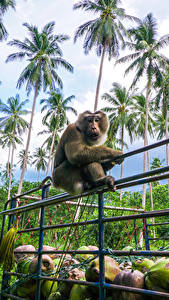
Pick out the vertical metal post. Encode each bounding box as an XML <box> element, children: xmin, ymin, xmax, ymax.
<box><xmin>35</xmin><ymin>185</ymin><xmax>48</xmax><ymax>300</ymax></box>
<box><xmin>98</xmin><ymin>192</ymin><xmax>105</xmax><ymax>300</ymax></box>
<box><xmin>1</xmin><ymin>197</ymin><xmax>17</xmax><ymax>299</ymax></box>
<box><xmin>134</xmin><ymin>220</ymin><xmax>138</xmax><ymax>250</ymax></box>
<box><xmin>144</xmin><ymin>218</ymin><xmax>150</xmax><ymax>250</ymax></box>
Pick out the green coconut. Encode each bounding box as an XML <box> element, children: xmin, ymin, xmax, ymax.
<box><xmin>145</xmin><ymin>258</ymin><xmax>169</xmax><ymax>290</ymax></box>
<box><xmin>17</xmin><ymin>258</ymin><xmax>32</xmax><ymax>274</ymax></box>
<box><xmin>145</xmin><ymin>277</ymin><xmax>169</xmax><ymax>300</ymax></box>
<box><xmin>69</xmin><ymin>284</ymin><xmax>87</xmax><ymax>300</ymax></box>
<box><xmin>132</xmin><ymin>258</ymin><xmax>154</xmax><ymax>273</ymax></box>
<box><xmin>77</xmin><ymin>246</ymin><xmax>94</xmax><ymax>261</ymax></box>
<box><xmin>41</xmin><ymin>280</ymin><xmax>58</xmax><ymax>298</ymax></box>
<box><xmin>85</xmin><ymin>256</ymin><xmax>120</xmax><ymax>283</ymax></box>
<box><xmin>122</xmin><ymin>246</ymin><xmax>134</xmax><ymax>252</ymax></box>
<box><xmin>16</xmin><ymin>278</ymin><xmax>37</xmax><ymax>299</ymax></box>
<box><xmin>47</xmin><ymin>291</ymin><xmax>62</xmax><ymax>300</ymax></box>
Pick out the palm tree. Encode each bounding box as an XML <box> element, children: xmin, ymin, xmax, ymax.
<box><xmin>32</xmin><ymin>147</ymin><xmax>48</xmax><ymax>181</ymax></box>
<box><xmin>0</xmin><ymin>0</ymin><xmax>15</xmax><ymax>41</ymax></box>
<box><xmin>155</xmin><ymin>69</ymin><xmax>169</xmax><ymax>188</ymax></box>
<box><xmin>40</xmin><ymin>89</ymin><xmax>77</xmax><ymax>175</ymax></box>
<box><xmin>73</xmin><ymin>0</ymin><xmax>139</xmax><ymax>111</ymax></box>
<box><xmin>6</xmin><ymin>22</ymin><xmax>73</xmax><ymax>194</ymax></box>
<box><xmin>0</xmin><ymin>94</ymin><xmax>29</xmax><ymax>199</ymax></box>
<box><xmin>102</xmin><ymin>82</ymin><xmax>135</xmax><ymax>200</ymax></box>
<box><xmin>17</xmin><ymin>149</ymin><xmax>32</xmax><ymax>170</ymax></box>
<box><xmin>116</xmin><ymin>13</ymin><xmax>169</xmax><ymax>208</ymax></box>
<box><xmin>38</xmin><ymin>121</ymin><xmax>60</xmax><ymax>174</ymax></box>
<box><xmin>0</xmin><ymin>131</ymin><xmax>14</xmax><ymax>177</ymax></box>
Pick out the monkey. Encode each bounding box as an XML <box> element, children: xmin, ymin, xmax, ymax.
<box><xmin>50</xmin><ymin>110</ymin><xmax>124</xmax><ymax>195</ymax></box>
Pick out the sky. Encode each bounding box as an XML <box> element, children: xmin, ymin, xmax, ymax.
<box><xmin>0</xmin><ymin>0</ymin><xmax>169</xmax><ymax>188</ymax></box>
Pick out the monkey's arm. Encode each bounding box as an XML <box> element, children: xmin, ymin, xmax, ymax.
<box><xmin>65</xmin><ymin>141</ymin><xmax>123</xmax><ymax>167</ymax></box>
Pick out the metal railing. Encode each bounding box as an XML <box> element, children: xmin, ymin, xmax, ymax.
<box><xmin>0</xmin><ymin>138</ymin><xmax>169</xmax><ymax>299</ymax></box>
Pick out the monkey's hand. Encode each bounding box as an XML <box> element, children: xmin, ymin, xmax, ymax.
<box><xmin>102</xmin><ymin>161</ymin><xmax>116</xmax><ymax>171</ymax></box>
<box><xmin>114</xmin><ymin>151</ymin><xmax>124</xmax><ymax>165</ymax></box>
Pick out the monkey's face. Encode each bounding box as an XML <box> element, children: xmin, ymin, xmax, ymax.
<box><xmin>76</xmin><ymin>111</ymin><xmax>109</xmax><ymax>145</ymax></box>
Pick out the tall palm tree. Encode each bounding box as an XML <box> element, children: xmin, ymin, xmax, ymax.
<box><xmin>6</xmin><ymin>22</ymin><xmax>73</xmax><ymax>194</ymax></box>
<box><xmin>40</xmin><ymin>89</ymin><xmax>77</xmax><ymax>175</ymax></box>
<box><xmin>32</xmin><ymin>147</ymin><xmax>48</xmax><ymax>181</ymax></box>
<box><xmin>73</xmin><ymin>0</ymin><xmax>139</xmax><ymax>111</ymax></box>
<box><xmin>155</xmin><ymin>69</ymin><xmax>169</xmax><ymax>187</ymax></box>
<box><xmin>117</xmin><ymin>13</ymin><xmax>169</xmax><ymax>208</ymax></box>
<box><xmin>102</xmin><ymin>82</ymin><xmax>135</xmax><ymax>200</ymax></box>
<box><xmin>0</xmin><ymin>0</ymin><xmax>15</xmax><ymax>41</ymax></box>
<box><xmin>17</xmin><ymin>149</ymin><xmax>32</xmax><ymax>170</ymax></box>
<box><xmin>0</xmin><ymin>131</ymin><xmax>14</xmax><ymax>177</ymax></box>
<box><xmin>38</xmin><ymin>121</ymin><xmax>60</xmax><ymax>174</ymax></box>
<box><xmin>0</xmin><ymin>94</ymin><xmax>29</xmax><ymax>199</ymax></box>
<box><xmin>132</xmin><ymin>94</ymin><xmax>156</xmax><ymax>216</ymax></box>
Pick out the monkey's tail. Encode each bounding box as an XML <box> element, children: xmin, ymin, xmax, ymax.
<box><xmin>38</xmin><ymin>176</ymin><xmax>53</xmax><ymax>189</ymax></box>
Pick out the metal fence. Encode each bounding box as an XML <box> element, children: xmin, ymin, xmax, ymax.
<box><xmin>0</xmin><ymin>138</ymin><xmax>169</xmax><ymax>300</ymax></box>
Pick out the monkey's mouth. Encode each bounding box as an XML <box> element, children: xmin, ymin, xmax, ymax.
<box><xmin>88</xmin><ymin>133</ymin><xmax>99</xmax><ymax>139</ymax></box>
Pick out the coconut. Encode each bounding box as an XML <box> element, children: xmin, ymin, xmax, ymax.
<box><xmin>17</xmin><ymin>257</ymin><xmax>33</xmax><ymax>274</ymax></box>
<box><xmin>145</xmin><ymin>277</ymin><xmax>169</xmax><ymax>300</ymax></box>
<box><xmin>69</xmin><ymin>284</ymin><xmax>88</xmax><ymax>300</ymax></box>
<box><xmin>112</xmin><ymin>270</ymin><xmax>145</xmax><ymax>300</ymax></box>
<box><xmin>14</xmin><ymin>245</ymin><xmax>35</xmax><ymax>262</ymax></box>
<box><xmin>47</xmin><ymin>291</ymin><xmax>62</xmax><ymax>300</ymax></box>
<box><xmin>29</xmin><ymin>254</ymin><xmax>54</xmax><ymax>274</ymax></box>
<box><xmin>145</xmin><ymin>258</ymin><xmax>169</xmax><ymax>290</ymax></box>
<box><xmin>77</xmin><ymin>246</ymin><xmax>94</xmax><ymax>261</ymax></box>
<box><xmin>41</xmin><ymin>245</ymin><xmax>58</xmax><ymax>259</ymax></box>
<box><xmin>16</xmin><ymin>278</ymin><xmax>37</xmax><ymax>300</ymax></box>
<box><xmin>85</xmin><ymin>256</ymin><xmax>120</xmax><ymax>283</ymax></box>
<box><xmin>41</xmin><ymin>280</ymin><xmax>58</xmax><ymax>298</ymax></box>
<box><xmin>132</xmin><ymin>258</ymin><xmax>154</xmax><ymax>273</ymax></box>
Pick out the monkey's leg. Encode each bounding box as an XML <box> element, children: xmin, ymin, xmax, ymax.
<box><xmin>82</xmin><ymin>162</ymin><xmax>116</xmax><ymax>191</ymax></box>
<box><xmin>52</xmin><ymin>161</ymin><xmax>86</xmax><ymax>194</ymax></box>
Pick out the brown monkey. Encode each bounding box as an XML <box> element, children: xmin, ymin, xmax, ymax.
<box><xmin>52</xmin><ymin>110</ymin><xmax>123</xmax><ymax>194</ymax></box>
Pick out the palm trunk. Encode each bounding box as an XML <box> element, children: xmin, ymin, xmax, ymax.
<box><xmin>37</xmin><ymin>169</ymin><xmax>40</xmax><ymax>181</ymax></box>
<box><xmin>120</xmin><ymin>126</ymin><xmax>124</xmax><ymax>202</ymax></box>
<box><xmin>94</xmin><ymin>43</ymin><xmax>107</xmax><ymax>112</ymax></box>
<box><xmin>147</xmin><ymin>152</ymin><xmax>155</xmax><ymax>238</ymax></box>
<box><xmin>142</xmin><ymin>82</ymin><xmax>151</xmax><ymax>209</ymax></box>
<box><xmin>46</xmin><ymin>128</ymin><xmax>57</xmax><ymax>176</ymax></box>
<box><xmin>8</xmin><ymin>138</ymin><xmax>15</xmax><ymax>200</ymax></box>
<box><xmin>139</xmin><ymin>82</ymin><xmax>150</xmax><ymax>249</ymax></box>
<box><xmin>17</xmin><ymin>83</ymin><xmax>39</xmax><ymax>195</ymax></box>
<box><xmin>7</xmin><ymin>145</ymin><xmax>11</xmax><ymax>178</ymax></box>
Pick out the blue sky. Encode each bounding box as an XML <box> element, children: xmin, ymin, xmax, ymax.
<box><xmin>0</xmin><ymin>0</ymin><xmax>169</xmax><ymax>189</ymax></box>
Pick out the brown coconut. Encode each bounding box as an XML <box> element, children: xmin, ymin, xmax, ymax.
<box><xmin>29</xmin><ymin>254</ymin><xmax>54</xmax><ymax>273</ymax></box>
<box><xmin>14</xmin><ymin>245</ymin><xmax>35</xmax><ymax>262</ymax></box>
<box><xmin>112</xmin><ymin>269</ymin><xmax>146</xmax><ymax>300</ymax></box>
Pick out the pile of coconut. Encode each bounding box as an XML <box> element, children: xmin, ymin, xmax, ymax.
<box><xmin>12</xmin><ymin>244</ymin><xmax>169</xmax><ymax>300</ymax></box>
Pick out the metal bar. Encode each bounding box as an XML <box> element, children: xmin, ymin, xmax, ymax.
<box><xmin>134</xmin><ymin>220</ymin><xmax>138</xmax><ymax>250</ymax></box>
<box><xmin>148</xmin><ymin>237</ymin><xmax>169</xmax><ymax>240</ymax></box>
<box><xmin>2</xmin><ymin>294</ymin><xmax>25</xmax><ymax>300</ymax></box>
<box><xmin>1</xmin><ymin>198</ymin><xmax>17</xmax><ymax>300</ymax></box>
<box><xmin>17</xmin><ymin>208</ymin><xmax>169</xmax><ymax>234</ymax></box>
<box><xmin>35</xmin><ymin>186</ymin><xmax>47</xmax><ymax>300</ymax></box>
<box><xmin>12</xmin><ymin>249</ymin><xmax>169</xmax><ymax>257</ymax></box>
<box><xmin>98</xmin><ymin>193</ymin><xmax>105</xmax><ymax>300</ymax></box>
<box><xmin>115</xmin><ymin>165</ymin><xmax>169</xmax><ymax>185</ymax></box>
<box><xmin>104</xmin><ymin>282</ymin><xmax>169</xmax><ymax>298</ymax></box>
<box><xmin>144</xmin><ymin>218</ymin><xmax>150</xmax><ymax>250</ymax></box>
<box><xmin>112</xmin><ymin>137</ymin><xmax>169</xmax><ymax>162</ymax></box>
<box><xmin>103</xmin><ymin>208</ymin><xmax>169</xmax><ymax>223</ymax></box>
<box><xmin>147</xmin><ymin>222</ymin><xmax>169</xmax><ymax>227</ymax></box>
<box><xmin>66</xmin><ymin>201</ymin><xmax>144</xmax><ymax>212</ymax></box>
<box><xmin>1</xmin><ymin>172</ymin><xmax>169</xmax><ymax>217</ymax></box>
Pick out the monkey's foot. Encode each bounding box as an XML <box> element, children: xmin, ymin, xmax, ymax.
<box><xmin>105</xmin><ymin>175</ymin><xmax>116</xmax><ymax>191</ymax></box>
<box><xmin>83</xmin><ymin>182</ymin><xmax>93</xmax><ymax>191</ymax></box>
<box><xmin>93</xmin><ymin>176</ymin><xmax>116</xmax><ymax>191</ymax></box>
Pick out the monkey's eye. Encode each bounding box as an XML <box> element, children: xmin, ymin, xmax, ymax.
<box><xmin>87</xmin><ymin>117</ymin><xmax>93</xmax><ymax>123</ymax></box>
<box><xmin>95</xmin><ymin>117</ymin><xmax>100</xmax><ymax>122</ymax></box>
